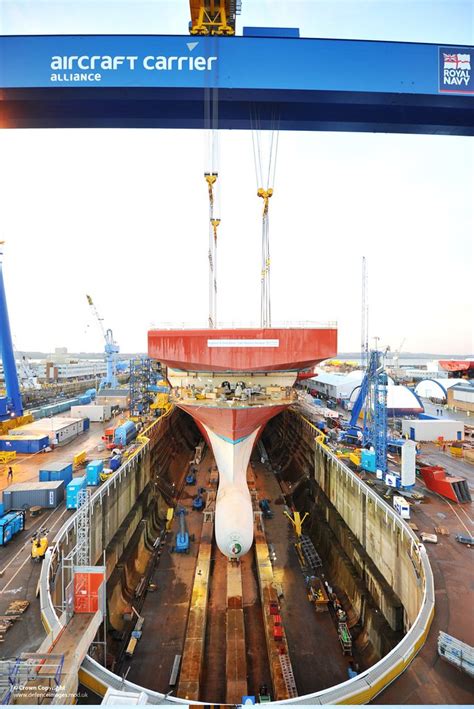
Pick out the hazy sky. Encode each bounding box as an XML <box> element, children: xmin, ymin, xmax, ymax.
<box><xmin>0</xmin><ymin>1</ymin><xmax>473</xmax><ymax>356</ymax></box>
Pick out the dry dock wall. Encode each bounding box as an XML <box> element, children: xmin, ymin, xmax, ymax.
<box><xmin>41</xmin><ymin>408</ymin><xmax>198</xmax><ymax>634</ymax></box>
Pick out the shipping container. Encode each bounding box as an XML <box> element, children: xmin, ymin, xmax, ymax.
<box><xmin>39</xmin><ymin>462</ymin><xmax>73</xmax><ymax>487</ymax></box>
<box><xmin>2</xmin><ymin>481</ymin><xmax>64</xmax><ymax>511</ymax></box>
<box><xmin>114</xmin><ymin>421</ymin><xmax>137</xmax><ymax>447</ymax></box>
<box><xmin>0</xmin><ymin>435</ymin><xmax>50</xmax><ymax>454</ymax></box>
<box><xmin>393</xmin><ymin>495</ymin><xmax>410</xmax><ymax>519</ymax></box>
<box><xmin>401</xmin><ymin>419</ymin><xmax>464</xmax><ymax>442</ymax></box>
<box><xmin>70</xmin><ymin>404</ymin><xmax>112</xmax><ymax>422</ymax></box>
<box><xmin>0</xmin><ymin>511</ymin><xmax>26</xmax><ymax>546</ymax></box>
<box><xmin>78</xmin><ymin>395</ymin><xmax>92</xmax><ymax>405</ymax></box>
<box><xmin>66</xmin><ymin>476</ymin><xmax>87</xmax><ymax>509</ymax></box>
<box><xmin>86</xmin><ymin>460</ymin><xmax>104</xmax><ymax>486</ymax></box>
<box><xmin>361</xmin><ymin>449</ymin><xmax>376</xmax><ymax>473</ymax></box>
<box><xmin>83</xmin><ymin>417</ymin><xmax>90</xmax><ymax>431</ymax></box>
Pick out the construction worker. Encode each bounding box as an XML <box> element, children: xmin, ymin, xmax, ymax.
<box><xmin>7</xmin><ymin>466</ymin><xmax>13</xmax><ymax>483</ymax></box>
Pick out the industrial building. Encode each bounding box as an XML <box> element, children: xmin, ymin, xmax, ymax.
<box><xmin>447</xmin><ymin>383</ymin><xmax>474</xmax><ymax>414</ymax></box>
<box><xmin>401</xmin><ymin>418</ymin><xmax>464</xmax><ymax>442</ymax></box>
<box><xmin>7</xmin><ymin>415</ymin><xmax>88</xmax><ymax>446</ymax></box>
<box><xmin>307</xmin><ymin>370</ymin><xmax>366</xmax><ymax>400</ymax></box>
<box><xmin>96</xmin><ymin>388</ymin><xmax>130</xmax><ymax>410</ymax></box>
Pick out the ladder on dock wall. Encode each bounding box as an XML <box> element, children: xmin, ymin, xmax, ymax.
<box><xmin>279</xmin><ymin>654</ymin><xmax>298</xmax><ymax>698</ymax></box>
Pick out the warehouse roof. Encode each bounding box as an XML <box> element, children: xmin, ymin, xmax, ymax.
<box><xmin>350</xmin><ymin>385</ymin><xmax>423</xmax><ymax>413</ymax></box>
<box><xmin>451</xmin><ymin>383</ymin><xmax>474</xmax><ymax>393</ymax></box>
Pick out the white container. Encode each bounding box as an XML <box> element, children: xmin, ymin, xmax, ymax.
<box><xmin>385</xmin><ymin>473</ymin><xmax>399</xmax><ymax>488</ymax></box>
<box><xmin>70</xmin><ymin>404</ymin><xmax>112</xmax><ymax>422</ymax></box>
<box><xmin>401</xmin><ymin>419</ymin><xmax>464</xmax><ymax>442</ymax></box>
<box><xmin>393</xmin><ymin>495</ymin><xmax>410</xmax><ymax>519</ymax></box>
<box><xmin>401</xmin><ymin>440</ymin><xmax>417</xmax><ymax>487</ymax></box>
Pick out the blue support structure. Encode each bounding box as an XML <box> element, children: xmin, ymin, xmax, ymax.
<box><xmin>371</xmin><ymin>370</ymin><xmax>388</xmax><ymax>474</ymax></box>
<box><xmin>0</xmin><ymin>243</ymin><xmax>23</xmax><ymax>421</ymax></box>
<box><xmin>339</xmin><ymin>350</ymin><xmax>388</xmax><ymax>474</ymax></box>
<box><xmin>0</xmin><ymin>35</ymin><xmax>472</xmax><ymax>135</ymax></box>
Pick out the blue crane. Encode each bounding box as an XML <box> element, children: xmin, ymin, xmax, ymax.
<box><xmin>0</xmin><ymin>243</ymin><xmax>23</xmax><ymax>421</ymax></box>
<box><xmin>340</xmin><ymin>350</ymin><xmax>388</xmax><ymax>473</ymax></box>
<box><xmin>86</xmin><ymin>295</ymin><xmax>119</xmax><ymax>390</ymax></box>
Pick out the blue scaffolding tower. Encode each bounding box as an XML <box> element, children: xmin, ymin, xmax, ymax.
<box><xmin>363</xmin><ymin>351</ymin><xmax>388</xmax><ymax>474</ymax></box>
<box><xmin>129</xmin><ymin>357</ymin><xmax>161</xmax><ymax>417</ymax></box>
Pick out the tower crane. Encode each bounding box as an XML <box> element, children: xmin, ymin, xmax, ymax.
<box><xmin>86</xmin><ymin>295</ymin><xmax>119</xmax><ymax>391</ymax></box>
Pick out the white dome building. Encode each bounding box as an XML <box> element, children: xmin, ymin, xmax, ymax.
<box><xmin>415</xmin><ymin>378</ymin><xmax>466</xmax><ymax>402</ymax></box>
<box><xmin>349</xmin><ymin>384</ymin><xmax>424</xmax><ymax>417</ymax></box>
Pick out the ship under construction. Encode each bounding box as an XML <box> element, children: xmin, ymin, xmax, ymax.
<box><xmin>0</xmin><ymin>1</ymin><xmax>473</xmax><ymax>706</ymax></box>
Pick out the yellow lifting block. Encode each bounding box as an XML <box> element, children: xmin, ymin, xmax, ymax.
<box><xmin>73</xmin><ymin>451</ymin><xmax>86</xmax><ymax>468</ymax></box>
<box><xmin>210</xmin><ymin>218</ymin><xmax>221</xmax><ymax>241</ymax></box>
<box><xmin>257</xmin><ymin>187</ymin><xmax>273</xmax><ymax>214</ymax></box>
<box><xmin>204</xmin><ymin>172</ymin><xmax>218</xmax><ymax>201</ymax></box>
<box><xmin>0</xmin><ymin>451</ymin><xmax>16</xmax><ymax>464</ymax></box>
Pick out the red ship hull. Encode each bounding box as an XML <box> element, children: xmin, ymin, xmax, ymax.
<box><xmin>148</xmin><ymin>327</ymin><xmax>337</xmax><ymax>372</ymax></box>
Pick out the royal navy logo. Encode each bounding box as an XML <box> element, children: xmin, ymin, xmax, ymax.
<box><xmin>439</xmin><ymin>47</ymin><xmax>473</xmax><ymax>93</ymax></box>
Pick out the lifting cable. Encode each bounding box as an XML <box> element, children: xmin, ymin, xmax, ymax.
<box><xmin>204</xmin><ymin>41</ymin><xmax>220</xmax><ymax>329</ymax></box>
<box><xmin>251</xmin><ymin>109</ymin><xmax>280</xmax><ymax>329</ymax></box>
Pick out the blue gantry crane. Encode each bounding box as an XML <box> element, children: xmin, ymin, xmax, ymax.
<box><xmin>0</xmin><ymin>243</ymin><xmax>23</xmax><ymax>421</ymax></box>
<box><xmin>86</xmin><ymin>295</ymin><xmax>119</xmax><ymax>391</ymax></box>
<box><xmin>340</xmin><ymin>350</ymin><xmax>388</xmax><ymax>474</ymax></box>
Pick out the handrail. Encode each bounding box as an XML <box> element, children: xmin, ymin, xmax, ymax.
<box><xmin>149</xmin><ymin>320</ymin><xmax>337</xmax><ymax>330</ymax></box>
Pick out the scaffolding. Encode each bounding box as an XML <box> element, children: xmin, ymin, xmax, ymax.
<box><xmin>129</xmin><ymin>357</ymin><xmax>161</xmax><ymax>417</ymax></box>
<box><xmin>76</xmin><ymin>487</ymin><xmax>91</xmax><ymax>567</ymax></box>
<box><xmin>0</xmin><ymin>654</ymin><xmax>64</xmax><ymax>704</ymax></box>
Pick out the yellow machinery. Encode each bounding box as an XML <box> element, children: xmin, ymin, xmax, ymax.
<box><xmin>31</xmin><ymin>528</ymin><xmax>49</xmax><ymax>562</ymax></box>
<box><xmin>349</xmin><ymin>450</ymin><xmax>361</xmax><ymax>466</ymax></box>
<box><xmin>284</xmin><ymin>510</ymin><xmax>309</xmax><ymax>538</ymax></box>
<box><xmin>0</xmin><ymin>451</ymin><xmax>16</xmax><ymax>464</ymax></box>
<box><xmin>150</xmin><ymin>392</ymin><xmax>171</xmax><ymax>413</ymax></box>
<box><xmin>189</xmin><ymin>0</ymin><xmax>239</xmax><ymax>35</ymax></box>
<box><xmin>166</xmin><ymin>507</ymin><xmax>174</xmax><ymax>531</ymax></box>
<box><xmin>73</xmin><ymin>450</ymin><xmax>86</xmax><ymax>468</ymax></box>
<box><xmin>0</xmin><ymin>413</ymin><xmax>33</xmax><ymax>436</ymax></box>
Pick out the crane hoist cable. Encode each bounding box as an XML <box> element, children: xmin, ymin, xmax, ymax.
<box><xmin>251</xmin><ymin>110</ymin><xmax>280</xmax><ymax>329</ymax></box>
<box><xmin>204</xmin><ymin>44</ymin><xmax>220</xmax><ymax>329</ymax></box>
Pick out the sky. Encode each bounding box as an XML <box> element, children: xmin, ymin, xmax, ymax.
<box><xmin>0</xmin><ymin>1</ymin><xmax>473</xmax><ymax>357</ymax></box>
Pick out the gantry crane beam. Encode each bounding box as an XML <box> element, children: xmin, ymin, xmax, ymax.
<box><xmin>189</xmin><ymin>0</ymin><xmax>241</xmax><ymax>35</ymax></box>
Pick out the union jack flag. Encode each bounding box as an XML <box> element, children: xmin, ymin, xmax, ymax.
<box><xmin>444</xmin><ymin>53</ymin><xmax>471</xmax><ymax>69</ymax></box>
